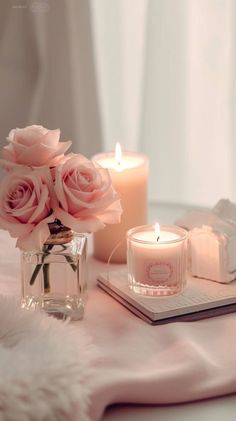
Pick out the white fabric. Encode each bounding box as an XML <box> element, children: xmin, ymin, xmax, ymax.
<box><xmin>0</xmin><ymin>0</ymin><xmax>102</xmax><ymax>158</ymax></box>
<box><xmin>1</xmin><ymin>226</ymin><xmax>236</xmax><ymax>420</ymax></box>
<box><xmin>0</xmin><ymin>1</ymin><xmax>235</xmax><ymax>202</ymax></box>
<box><xmin>91</xmin><ymin>0</ymin><xmax>234</xmax><ymax>206</ymax></box>
<box><xmin>0</xmin><ymin>295</ymin><xmax>94</xmax><ymax>421</ymax></box>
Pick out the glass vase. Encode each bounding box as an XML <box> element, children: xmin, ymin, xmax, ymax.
<box><xmin>21</xmin><ymin>227</ymin><xmax>87</xmax><ymax>321</ymax></box>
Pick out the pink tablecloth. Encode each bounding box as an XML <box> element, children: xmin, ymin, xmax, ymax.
<box><xmin>1</xmin><ymin>231</ymin><xmax>236</xmax><ymax>421</ymax></box>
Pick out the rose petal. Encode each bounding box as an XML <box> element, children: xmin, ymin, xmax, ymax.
<box><xmin>46</xmin><ymin>141</ymin><xmax>72</xmax><ymax>165</ymax></box>
<box><xmin>58</xmin><ymin>172</ymin><xmax>114</xmax><ymax>213</ymax></box>
<box><xmin>54</xmin><ymin>166</ymin><xmax>69</xmax><ymax>211</ymax></box>
<box><xmin>9</xmin><ymin>141</ymin><xmax>27</xmax><ymax>155</ymax></box>
<box><xmin>13</xmin><ymin>207</ymin><xmax>37</xmax><ymax>224</ymax></box>
<box><xmin>42</xmin><ymin>128</ymin><xmax>60</xmax><ymax>147</ymax></box>
<box><xmin>66</xmin><ymin>187</ymin><xmax>119</xmax><ymax>213</ymax></box>
<box><xmin>9</xmin><ymin>184</ymin><xmax>32</xmax><ymax>209</ymax></box>
<box><xmin>52</xmin><ymin>154</ymin><xmax>122</xmax><ymax>232</ymax></box>
<box><xmin>52</xmin><ymin>152</ymin><xmax>76</xmax><ymax>166</ymax></box>
<box><xmin>1</xmin><ymin>125</ymin><xmax>71</xmax><ymax>168</ymax></box>
<box><xmin>1</xmin><ymin>146</ymin><xmax>15</xmax><ymax>162</ymax></box>
<box><xmin>7</xmin><ymin>185</ymin><xmax>36</xmax><ymax>216</ymax></box>
<box><xmin>0</xmin><ymin>167</ymin><xmax>53</xmax><ymax>244</ymax></box>
<box><xmin>14</xmin><ymin>126</ymin><xmax>47</xmax><ymax>145</ymax></box>
<box><xmin>17</xmin><ymin>215</ymin><xmax>54</xmax><ymax>251</ymax></box>
<box><xmin>28</xmin><ymin>184</ymin><xmax>50</xmax><ymax>223</ymax></box>
<box><xmin>53</xmin><ymin>207</ymin><xmax>105</xmax><ymax>233</ymax></box>
<box><xmin>6</xmin><ymin>128</ymin><xmax>16</xmax><ymax>142</ymax></box>
<box><xmin>0</xmin><ymin>159</ymin><xmax>26</xmax><ymax>171</ymax></box>
<box><xmin>77</xmin><ymin>198</ymin><xmax>123</xmax><ymax>224</ymax></box>
<box><xmin>13</xmin><ymin>143</ymin><xmax>56</xmax><ymax>166</ymax></box>
<box><xmin>0</xmin><ymin>216</ymin><xmax>34</xmax><ymax>238</ymax></box>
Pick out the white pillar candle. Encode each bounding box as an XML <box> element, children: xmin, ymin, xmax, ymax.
<box><xmin>127</xmin><ymin>224</ymin><xmax>188</xmax><ymax>296</ymax></box>
<box><xmin>92</xmin><ymin>145</ymin><xmax>149</xmax><ymax>263</ymax></box>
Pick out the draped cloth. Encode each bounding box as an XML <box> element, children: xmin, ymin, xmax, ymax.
<box><xmin>0</xmin><ymin>0</ymin><xmax>102</xmax><ymax>157</ymax></box>
<box><xmin>1</xmin><ymin>229</ymin><xmax>236</xmax><ymax>420</ymax></box>
<box><xmin>0</xmin><ymin>0</ymin><xmax>235</xmax><ymax>205</ymax></box>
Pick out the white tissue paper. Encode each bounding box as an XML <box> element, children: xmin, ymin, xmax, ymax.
<box><xmin>176</xmin><ymin>199</ymin><xmax>236</xmax><ymax>283</ymax></box>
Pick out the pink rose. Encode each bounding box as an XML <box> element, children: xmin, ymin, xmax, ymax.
<box><xmin>0</xmin><ymin>125</ymin><xmax>71</xmax><ymax>169</ymax></box>
<box><xmin>0</xmin><ymin>167</ymin><xmax>54</xmax><ymax>250</ymax></box>
<box><xmin>52</xmin><ymin>154</ymin><xmax>122</xmax><ymax>232</ymax></box>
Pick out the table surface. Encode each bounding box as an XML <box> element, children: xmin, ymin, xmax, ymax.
<box><xmin>1</xmin><ymin>202</ymin><xmax>236</xmax><ymax>421</ymax></box>
<box><xmin>102</xmin><ymin>203</ymin><xmax>236</xmax><ymax>420</ymax></box>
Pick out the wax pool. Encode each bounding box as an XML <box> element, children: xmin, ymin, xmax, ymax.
<box><xmin>92</xmin><ymin>151</ymin><xmax>149</xmax><ymax>263</ymax></box>
<box><xmin>127</xmin><ymin>224</ymin><xmax>188</xmax><ymax>296</ymax></box>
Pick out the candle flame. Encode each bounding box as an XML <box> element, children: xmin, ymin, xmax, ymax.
<box><xmin>155</xmin><ymin>222</ymin><xmax>160</xmax><ymax>241</ymax></box>
<box><xmin>115</xmin><ymin>142</ymin><xmax>122</xmax><ymax>165</ymax></box>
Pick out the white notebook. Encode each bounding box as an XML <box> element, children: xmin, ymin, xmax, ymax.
<box><xmin>97</xmin><ymin>269</ymin><xmax>236</xmax><ymax>324</ymax></box>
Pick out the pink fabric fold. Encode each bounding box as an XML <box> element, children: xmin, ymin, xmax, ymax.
<box><xmin>1</xmin><ymin>234</ymin><xmax>236</xmax><ymax>421</ymax></box>
<box><xmin>83</xmin><ymin>260</ymin><xmax>236</xmax><ymax>420</ymax></box>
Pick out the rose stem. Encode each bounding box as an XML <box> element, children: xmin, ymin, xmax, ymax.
<box><xmin>29</xmin><ymin>244</ymin><xmax>53</xmax><ymax>286</ymax></box>
<box><xmin>61</xmin><ymin>245</ymin><xmax>77</xmax><ymax>271</ymax></box>
<box><xmin>43</xmin><ymin>263</ymin><xmax>50</xmax><ymax>293</ymax></box>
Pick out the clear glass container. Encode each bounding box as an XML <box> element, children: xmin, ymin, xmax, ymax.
<box><xmin>127</xmin><ymin>224</ymin><xmax>188</xmax><ymax>296</ymax></box>
<box><xmin>21</xmin><ymin>230</ymin><xmax>87</xmax><ymax>321</ymax></box>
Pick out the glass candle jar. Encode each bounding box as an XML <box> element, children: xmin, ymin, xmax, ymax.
<box><xmin>127</xmin><ymin>224</ymin><xmax>188</xmax><ymax>296</ymax></box>
<box><xmin>21</xmin><ymin>224</ymin><xmax>87</xmax><ymax>321</ymax></box>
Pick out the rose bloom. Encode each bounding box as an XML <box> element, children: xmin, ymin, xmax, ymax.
<box><xmin>53</xmin><ymin>154</ymin><xmax>122</xmax><ymax>233</ymax></box>
<box><xmin>0</xmin><ymin>125</ymin><xmax>71</xmax><ymax>169</ymax></box>
<box><xmin>0</xmin><ymin>167</ymin><xmax>54</xmax><ymax>250</ymax></box>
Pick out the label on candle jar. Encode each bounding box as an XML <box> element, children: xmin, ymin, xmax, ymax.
<box><xmin>146</xmin><ymin>262</ymin><xmax>173</xmax><ymax>286</ymax></box>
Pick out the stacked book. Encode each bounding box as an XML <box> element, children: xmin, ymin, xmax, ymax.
<box><xmin>97</xmin><ymin>269</ymin><xmax>236</xmax><ymax>325</ymax></box>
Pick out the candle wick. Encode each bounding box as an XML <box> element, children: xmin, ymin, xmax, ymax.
<box><xmin>157</xmin><ymin>236</ymin><xmax>160</xmax><ymax>242</ymax></box>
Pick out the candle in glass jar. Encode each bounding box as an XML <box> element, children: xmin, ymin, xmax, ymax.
<box><xmin>92</xmin><ymin>144</ymin><xmax>149</xmax><ymax>263</ymax></box>
<box><xmin>127</xmin><ymin>224</ymin><xmax>188</xmax><ymax>296</ymax></box>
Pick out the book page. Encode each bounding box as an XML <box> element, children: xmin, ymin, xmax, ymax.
<box><xmin>97</xmin><ymin>269</ymin><xmax>236</xmax><ymax>321</ymax></box>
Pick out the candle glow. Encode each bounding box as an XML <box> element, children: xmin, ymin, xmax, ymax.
<box><xmin>155</xmin><ymin>222</ymin><xmax>160</xmax><ymax>242</ymax></box>
<box><xmin>115</xmin><ymin>142</ymin><xmax>122</xmax><ymax>166</ymax></box>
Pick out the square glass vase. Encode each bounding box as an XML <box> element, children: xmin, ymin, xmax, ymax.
<box><xmin>21</xmin><ymin>233</ymin><xmax>87</xmax><ymax>321</ymax></box>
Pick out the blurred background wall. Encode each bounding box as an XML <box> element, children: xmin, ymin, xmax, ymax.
<box><xmin>0</xmin><ymin>0</ymin><xmax>235</xmax><ymax>207</ymax></box>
